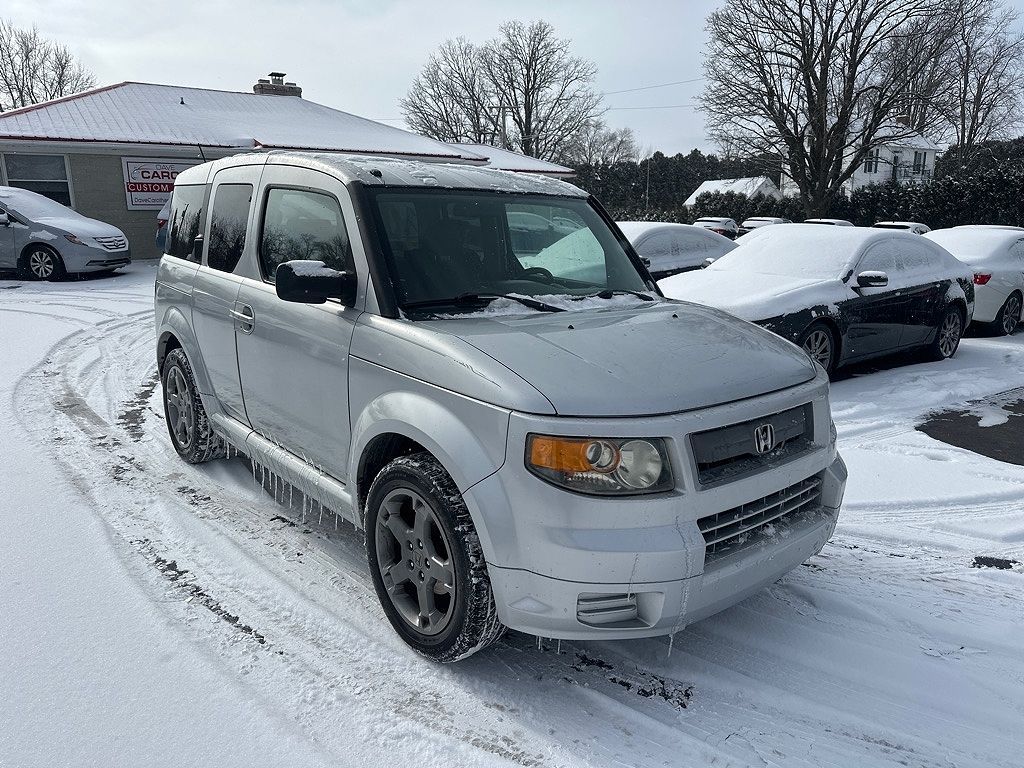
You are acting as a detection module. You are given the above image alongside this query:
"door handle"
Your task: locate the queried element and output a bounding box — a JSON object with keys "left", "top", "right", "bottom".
{"left": 231, "top": 304, "right": 255, "bottom": 334}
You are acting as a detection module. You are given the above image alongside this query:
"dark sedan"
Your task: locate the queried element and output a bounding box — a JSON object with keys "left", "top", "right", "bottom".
{"left": 659, "top": 224, "right": 975, "bottom": 375}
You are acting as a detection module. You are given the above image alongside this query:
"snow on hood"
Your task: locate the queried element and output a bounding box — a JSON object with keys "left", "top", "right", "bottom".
{"left": 428, "top": 293, "right": 649, "bottom": 318}
{"left": 420, "top": 301, "right": 817, "bottom": 416}
{"left": 34, "top": 216, "right": 125, "bottom": 239}
{"left": 659, "top": 269, "right": 847, "bottom": 322}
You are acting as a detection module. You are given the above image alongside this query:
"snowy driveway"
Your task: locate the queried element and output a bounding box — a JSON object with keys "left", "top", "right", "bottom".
{"left": 2, "top": 265, "right": 1022, "bottom": 768}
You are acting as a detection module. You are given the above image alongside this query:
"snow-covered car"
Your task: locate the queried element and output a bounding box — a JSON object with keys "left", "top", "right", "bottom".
{"left": 156, "top": 198, "right": 171, "bottom": 253}
{"left": 660, "top": 224, "right": 975, "bottom": 375}
{"left": 0, "top": 186, "right": 131, "bottom": 280}
{"left": 924, "top": 227, "right": 1024, "bottom": 335}
{"left": 617, "top": 221, "right": 736, "bottom": 279}
{"left": 873, "top": 221, "right": 931, "bottom": 234}
{"left": 739, "top": 216, "right": 791, "bottom": 235}
{"left": 954, "top": 224, "right": 1024, "bottom": 231}
{"left": 692, "top": 216, "right": 739, "bottom": 239}
{"left": 802, "top": 218, "right": 855, "bottom": 226}
{"left": 155, "top": 153, "right": 846, "bottom": 662}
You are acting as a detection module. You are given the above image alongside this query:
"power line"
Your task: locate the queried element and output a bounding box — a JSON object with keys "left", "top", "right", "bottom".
{"left": 602, "top": 77, "right": 704, "bottom": 96}
{"left": 606, "top": 103, "right": 697, "bottom": 111}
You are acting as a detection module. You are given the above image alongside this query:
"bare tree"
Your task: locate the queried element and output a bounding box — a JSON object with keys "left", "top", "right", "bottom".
{"left": 0, "top": 20, "right": 94, "bottom": 112}
{"left": 700, "top": 0, "right": 951, "bottom": 215}
{"left": 561, "top": 119, "right": 638, "bottom": 166}
{"left": 402, "top": 20, "right": 603, "bottom": 161}
{"left": 400, "top": 38, "right": 497, "bottom": 144}
{"left": 942, "top": 0, "right": 1024, "bottom": 169}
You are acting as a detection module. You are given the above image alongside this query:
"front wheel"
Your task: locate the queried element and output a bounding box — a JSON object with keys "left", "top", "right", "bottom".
{"left": 21, "top": 246, "right": 66, "bottom": 281}
{"left": 366, "top": 453, "right": 504, "bottom": 662}
{"left": 798, "top": 322, "right": 837, "bottom": 375}
{"left": 926, "top": 305, "right": 964, "bottom": 361}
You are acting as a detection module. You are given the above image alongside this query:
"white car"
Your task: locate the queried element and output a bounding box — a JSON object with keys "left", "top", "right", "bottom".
{"left": 617, "top": 221, "right": 736, "bottom": 279}
{"left": 873, "top": 221, "right": 931, "bottom": 234}
{"left": 924, "top": 228, "right": 1024, "bottom": 335}
{"left": 739, "top": 216, "right": 791, "bottom": 235}
{"left": 803, "top": 218, "right": 854, "bottom": 226}
{"left": 692, "top": 217, "right": 738, "bottom": 239}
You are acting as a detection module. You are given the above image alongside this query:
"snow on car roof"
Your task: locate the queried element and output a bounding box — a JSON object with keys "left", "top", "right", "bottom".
{"left": 175, "top": 152, "right": 588, "bottom": 197}
{"left": 924, "top": 228, "right": 1024, "bottom": 261}
{"left": 616, "top": 221, "right": 700, "bottom": 238}
{"left": 710, "top": 223, "right": 904, "bottom": 278}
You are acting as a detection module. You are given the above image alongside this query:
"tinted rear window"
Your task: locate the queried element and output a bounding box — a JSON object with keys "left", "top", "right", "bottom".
{"left": 208, "top": 184, "right": 253, "bottom": 273}
{"left": 166, "top": 184, "right": 206, "bottom": 261}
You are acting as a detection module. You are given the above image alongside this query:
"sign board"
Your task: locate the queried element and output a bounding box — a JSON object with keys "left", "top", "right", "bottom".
{"left": 121, "top": 157, "right": 199, "bottom": 210}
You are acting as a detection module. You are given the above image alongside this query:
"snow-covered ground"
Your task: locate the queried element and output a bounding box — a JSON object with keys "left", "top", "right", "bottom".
{"left": 2, "top": 264, "right": 1022, "bottom": 768}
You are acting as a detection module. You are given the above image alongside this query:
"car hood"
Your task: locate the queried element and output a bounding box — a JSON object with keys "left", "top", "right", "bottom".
{"left": 34, "top": 215, "right": 125, "bottom": 239}
{"left": 660, "top": 269, "right": 847, "bottom": 322}
{"left": 423, "top": 301, "right": 817, "bottom": 417}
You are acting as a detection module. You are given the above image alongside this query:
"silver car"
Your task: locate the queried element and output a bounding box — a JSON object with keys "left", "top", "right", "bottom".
{"left": 155, "top": 152, "right": 847, "bottom": 662}
{"left": 0, "top": 186, "right": 131, "bottom": 280}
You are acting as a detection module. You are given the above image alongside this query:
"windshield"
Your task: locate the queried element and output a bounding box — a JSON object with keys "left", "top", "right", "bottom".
{"left": 708, "top": 228, "right": 859, "bottom": 280}
{"left": 370, "top": 190, "right": 651, "bottom": 312}
{"left": 0, "top": 189, "right": 84, "bottom": 221}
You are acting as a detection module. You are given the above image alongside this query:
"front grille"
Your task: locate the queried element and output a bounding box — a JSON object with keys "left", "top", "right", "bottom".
{"left": 698, "top": 476, "right": 822, "bottom": 559}
{"left": 94, "top": 235, "right": 127, "bottom": 251}
{"left": 690, "top": 403, "right": 813, "bottom": 486}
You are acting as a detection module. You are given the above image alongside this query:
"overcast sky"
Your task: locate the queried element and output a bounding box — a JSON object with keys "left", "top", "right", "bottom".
{"left": 8, "top": 0, "right": 1024, "bottom": 156}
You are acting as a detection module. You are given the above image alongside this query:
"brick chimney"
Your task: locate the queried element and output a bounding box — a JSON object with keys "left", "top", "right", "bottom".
{"left": 253, "top": 72, "right": 302, "bottom": 97}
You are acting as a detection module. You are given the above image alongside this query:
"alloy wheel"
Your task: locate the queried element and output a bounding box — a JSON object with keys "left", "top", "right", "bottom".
{"left": 1003, "top": 295, "right": 1022, "bottom": 335}
{"left": 803, "top": 329, "right": 833, "bottom": 370}
{"left": 164, "top": 366, "right": 195, "bottom": 450}
{"left": 28, "top": 249, "right": 55, "bottom": 279}
{"left": 938, "top": 311, "right": 962, "bottom": 358}
{"left": 375, "top": 488, "right": 456, "bottom": 636}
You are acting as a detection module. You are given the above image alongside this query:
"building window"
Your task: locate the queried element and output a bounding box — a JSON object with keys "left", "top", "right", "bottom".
{"left": 863, "top": 148, "right": 881, "bottom": 174}
{"left": 913, "top": 151, "right": 926, "bottom": 174}
{"left": 1, "top": 154, "right": 72, "bottom": 206}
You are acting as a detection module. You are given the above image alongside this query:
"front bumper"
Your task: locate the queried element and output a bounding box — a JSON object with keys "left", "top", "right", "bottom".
{"left": 463, "top": 369, "right": 847, "bottom": 639}
{"left": 61, "top": 242, "right": 132, "bottom": 273}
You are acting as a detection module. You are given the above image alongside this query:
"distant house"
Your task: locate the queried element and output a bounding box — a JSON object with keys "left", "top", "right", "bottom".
{"left": 684, "top": 176, "right": 782, "bottom": 207}
{"left": 780, "top": 129, "right": 941, "bottom": 196}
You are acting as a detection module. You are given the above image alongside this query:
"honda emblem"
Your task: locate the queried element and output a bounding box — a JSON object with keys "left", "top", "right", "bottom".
{"left": 753, "top": 423, "right": 776, "bottom": 454}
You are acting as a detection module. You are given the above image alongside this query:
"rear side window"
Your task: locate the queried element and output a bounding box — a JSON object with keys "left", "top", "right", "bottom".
{"left": 166, "top": 184, "right": 206, "bottom": 261}
{"left": 259, "top": 188, "right": 352, "bottom": 282}
{"left": 207, "top": 184, "right": 253, "bottom": 273}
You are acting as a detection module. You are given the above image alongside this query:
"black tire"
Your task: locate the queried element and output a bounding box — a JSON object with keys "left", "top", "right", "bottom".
{"left": 161, "top": 348, "right": 225, "bottom": 463}
{"left": 988, "top": 292, "right": 1022, "bottom": 337}
{"left": 365, "top": 452, "right": 504, "bottom": 662}
{"left": 20, "top": 245, "right": 66, "bottom": 281}
{"left": 925, "top": 305, "right": 964, "bottom": 361}
{"left": 798, "top": 321, "right": 837, "bottom": 375}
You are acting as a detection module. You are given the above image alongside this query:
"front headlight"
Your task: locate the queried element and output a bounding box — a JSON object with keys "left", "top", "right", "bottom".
{"left": 526, "top": 434, "right": 674, "bottom": 495}
{"left": 64, "top": 234, "right": 85, "bottom": 245}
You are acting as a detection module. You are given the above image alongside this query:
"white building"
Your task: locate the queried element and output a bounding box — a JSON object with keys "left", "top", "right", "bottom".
{"left": 683, "top": 176, "right": 782, "bottom": 207}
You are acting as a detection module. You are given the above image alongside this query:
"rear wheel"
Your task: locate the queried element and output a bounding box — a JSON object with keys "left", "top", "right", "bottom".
{"left": 21, "top": 246, "right": 66, "bottom": 281}
{"left": 926, "top": 305, "right": 964, "bottom": 361}
{"left": 161, "top": 348, "right": 225, "bottom": 463}
{"left": 990, "top": 292, "right": 1022, "bottom": 336}
{"left": 798, "top": 322, "right": 837, "bottom": 375}
{"left": 366, "top": 453, "right": 504, "bottom": 662}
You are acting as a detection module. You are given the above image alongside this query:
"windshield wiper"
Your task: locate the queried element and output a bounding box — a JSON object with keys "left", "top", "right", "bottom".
{"left": 576, "top": 288, "right": 655, "bottom": 302}
{"left": 403, "top": 292, "right": 565, "bottom": 313}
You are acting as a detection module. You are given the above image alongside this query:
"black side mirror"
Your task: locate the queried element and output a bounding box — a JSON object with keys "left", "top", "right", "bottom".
{"left": 857, "top": 271, "right": 889, "bottom": 288}
{"left": 276, "top": 260, "right": 357, "bottom": 306}
{"left": 0, "top": 211, "right": 10, "bottom": 226}
{"left": 640, "top": 255, "right": 651, "bottom": 269}
{"left": 191, "top": 234, "right": 204, "bottom": 262}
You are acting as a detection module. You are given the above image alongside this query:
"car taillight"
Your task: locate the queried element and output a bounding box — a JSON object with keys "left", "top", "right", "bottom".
{"left": 974, "top": 273, "right": 992, "bottom": 285}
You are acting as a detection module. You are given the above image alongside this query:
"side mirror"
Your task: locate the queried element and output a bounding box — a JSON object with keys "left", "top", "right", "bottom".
{"left": 0, "top": 212, "right": 10, "bottom": 226}
{"left": 276, "top": 260, "right": 357, "bottom": 306}
{"left": 703, "top": 257, "right": 716, "bottom": 268}
{"left": 857, "top": 270, "right": 888, "bottom": 288}
{"left": 640, "top": 256, "right": 652, "bottom": 269}
{"left": 191, "top": 234, "right": 204, "bottom": 262}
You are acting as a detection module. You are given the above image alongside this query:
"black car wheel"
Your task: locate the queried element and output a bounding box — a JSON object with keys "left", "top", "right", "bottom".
{"left": 21, "top": 246, "right": 66, "bottom": 281}
{"left": 798, "top": 322, "right": 836, "bottom": 374}
{"left": 161, "top": 348, "right": 226, "bottom": 463}
{"left": 366, "top": 452, "right": 504, "bottom": 662}
{"left": 991, "top": 292, "right": 1022, "bottom": 336}
{"left": 926, "top": 305, "right": 964, "bottom": 361}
